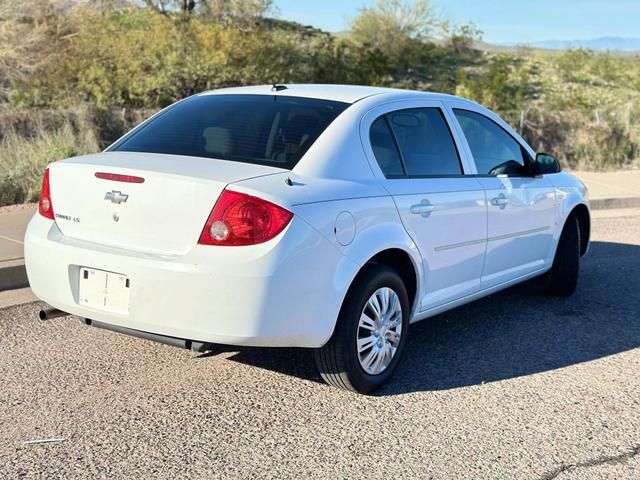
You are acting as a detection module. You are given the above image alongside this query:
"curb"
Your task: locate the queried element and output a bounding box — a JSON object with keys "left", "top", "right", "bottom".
{"left": 590, "top": 196, "right": 640, "bottom": 211}
{"left": 0, "top": 259, "right": 28, "bottom": 292}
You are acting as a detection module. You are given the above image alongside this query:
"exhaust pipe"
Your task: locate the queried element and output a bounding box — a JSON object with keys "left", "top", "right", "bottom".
{"left": 38, "top": 307, "right": 68, "bottom": 321}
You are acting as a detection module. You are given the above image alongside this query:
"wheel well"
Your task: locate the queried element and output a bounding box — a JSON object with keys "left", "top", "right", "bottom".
{"left": 364, "top": 249, "right": 418, "bottom": 311}
{"left": 572, "top": 204, "right": 590, "bottom": 256}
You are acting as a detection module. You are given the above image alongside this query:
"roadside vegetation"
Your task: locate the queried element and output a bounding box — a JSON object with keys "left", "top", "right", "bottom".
{"left": 1, "top": 0, "right": 639, "bottom": 205}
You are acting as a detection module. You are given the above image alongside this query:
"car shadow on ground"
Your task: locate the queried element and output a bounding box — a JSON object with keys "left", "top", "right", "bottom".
{"left": 212, "top": 241, "right": 640, "bottom": 396}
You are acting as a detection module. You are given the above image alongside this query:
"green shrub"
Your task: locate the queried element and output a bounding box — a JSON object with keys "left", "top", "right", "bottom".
{"left": 39, "top": 8, "right": 349, "bottom": 108}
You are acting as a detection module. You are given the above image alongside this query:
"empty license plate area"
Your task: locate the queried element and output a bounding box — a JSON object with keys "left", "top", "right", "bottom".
{"left": 79, "top": 267, "right": 130, "bottom": 314}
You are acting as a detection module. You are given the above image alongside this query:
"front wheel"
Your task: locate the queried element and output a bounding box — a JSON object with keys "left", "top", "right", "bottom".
{"left": 314, "top": 265, "right": 410, "bottom": 394}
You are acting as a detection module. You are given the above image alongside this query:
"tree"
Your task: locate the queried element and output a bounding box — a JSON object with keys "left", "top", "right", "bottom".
{"left": 0, "top": 0, "right": 77, "bottom": 104}
{"left": 141, "top": 0, "right": 273, "bottom": 25}
{"left": 447, "top": 23, "right": 482, "bottom": 54}
{"left": 143, "top": 0, "right": 194, "bottom": 18}
{"left": 201, "top": 0, "right": 273, "bottom": 26}
{"left": 349, "top": 0, "right": 442, "bottom": 57}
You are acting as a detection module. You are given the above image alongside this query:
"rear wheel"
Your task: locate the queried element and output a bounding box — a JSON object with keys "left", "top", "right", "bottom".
{"left": 545, "top": 214, "right": 580, "bottom": 296}
{"left": 314, "top": 265, "right": 410, "bottom": 394}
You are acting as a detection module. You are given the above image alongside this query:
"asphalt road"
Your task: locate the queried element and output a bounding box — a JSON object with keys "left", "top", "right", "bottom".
{"left": 1, "top": 212, "right": 639, "bottom": 479}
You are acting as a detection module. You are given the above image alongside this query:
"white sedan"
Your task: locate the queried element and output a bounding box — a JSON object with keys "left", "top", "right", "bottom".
{"left": 25, "top": 85, "right": 590, "bottom": 393}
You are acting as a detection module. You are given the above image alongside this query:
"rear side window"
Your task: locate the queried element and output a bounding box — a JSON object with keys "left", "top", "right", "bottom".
{"left": 453, "top": 109, "right": 528, "bottom": 176}
{"left": 369, "top": 117, "right": 404, "bottom": 177}
{"left": 113, "top": 94, "right": 349, "bottom": 169}
{"left": 387, "top": 108, "right": 461, "bottom": 176}
{"left": 368, "top": 108, "right": 462, "bottom": 177}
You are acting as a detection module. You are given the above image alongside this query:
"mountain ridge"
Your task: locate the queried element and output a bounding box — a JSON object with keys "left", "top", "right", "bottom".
{"left": 505, "top": 36, "right": 640, "bottom": 52}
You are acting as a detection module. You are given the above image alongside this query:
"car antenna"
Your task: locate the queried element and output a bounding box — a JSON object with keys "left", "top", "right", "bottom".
{"left": 272, "top": 83, "right": 287, "bottom": 92}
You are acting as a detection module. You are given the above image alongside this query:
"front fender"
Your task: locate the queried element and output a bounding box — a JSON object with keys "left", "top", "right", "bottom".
{"left": 547, "top": 172, "right": 590, "bottom": 254}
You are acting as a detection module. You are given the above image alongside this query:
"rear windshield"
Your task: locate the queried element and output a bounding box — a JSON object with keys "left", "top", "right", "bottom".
{"left": 112, "top": 94, "right": 349, "bottom": 169}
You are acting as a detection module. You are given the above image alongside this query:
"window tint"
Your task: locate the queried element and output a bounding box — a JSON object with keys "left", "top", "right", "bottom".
{"left": 386, "top": 108, "right": 462, "bottom": 176}
{"left": 369, "top": 116, "right": 404, "bottom": 177}
{"left": 453, "top": 109, "right": 527, "bottom": 176}
{"left": 113, "top": 94, "right": 348, "bottom": 169}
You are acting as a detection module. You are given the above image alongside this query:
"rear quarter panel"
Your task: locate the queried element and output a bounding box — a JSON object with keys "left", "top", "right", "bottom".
{"left": 232, "top": 174, "right": 423, "bottom": 319}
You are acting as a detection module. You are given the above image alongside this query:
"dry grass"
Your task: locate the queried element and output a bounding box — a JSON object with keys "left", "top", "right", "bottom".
{"left": 0, "top": 121, "right": 99, "bottom": 206}
{"left": 0, "top": 106, "right": 152, "bottom": 206}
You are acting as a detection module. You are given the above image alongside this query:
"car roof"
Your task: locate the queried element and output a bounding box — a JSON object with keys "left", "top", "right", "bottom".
{"left": 198, "top": 84, "right": 460, "bottom": 104}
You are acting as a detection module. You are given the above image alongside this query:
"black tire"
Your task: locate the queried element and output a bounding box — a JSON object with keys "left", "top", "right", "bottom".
{"left": 545, "top": 214, "right": 580, "bottom": 296}
{"left": 314, "top": 264, "right": 410, "bottom": 394}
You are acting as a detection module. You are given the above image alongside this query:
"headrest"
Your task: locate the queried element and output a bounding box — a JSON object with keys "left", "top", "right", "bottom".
{"left": 203, "top": 127, "right": 232, "bottom": 156}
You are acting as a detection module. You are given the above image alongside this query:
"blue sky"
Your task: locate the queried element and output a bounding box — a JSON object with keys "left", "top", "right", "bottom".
{"left": 273, "top": 0, "right": 640, "bottom": 44}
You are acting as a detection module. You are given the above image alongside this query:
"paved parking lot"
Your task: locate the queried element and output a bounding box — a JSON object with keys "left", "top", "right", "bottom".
{"left": 1, "top": 212, "right": 639, "bottom": 479}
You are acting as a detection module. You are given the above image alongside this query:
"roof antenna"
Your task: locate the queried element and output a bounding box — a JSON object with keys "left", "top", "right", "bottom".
{"left": 271, "top": 83, "right": 287, "bottom": 92}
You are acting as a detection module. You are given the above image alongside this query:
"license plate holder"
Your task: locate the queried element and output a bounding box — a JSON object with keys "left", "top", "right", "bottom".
{"left": 78, "top": 267, "right": 130, "bottom": 314}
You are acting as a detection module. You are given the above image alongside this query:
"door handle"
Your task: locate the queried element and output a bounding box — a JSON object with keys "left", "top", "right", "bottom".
{"left": 490, "top": 195, "right": 510, "bottom": 207}
{"left": 410, "top": 202, "right": 436, "bottom": 216}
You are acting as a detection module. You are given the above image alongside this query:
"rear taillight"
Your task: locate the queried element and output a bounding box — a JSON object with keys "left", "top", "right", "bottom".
{"left": 198, "top": 190, "right": 293, "bottom": 246}
{"left": 38, "top": 168, "right": 54, "bottom": 220}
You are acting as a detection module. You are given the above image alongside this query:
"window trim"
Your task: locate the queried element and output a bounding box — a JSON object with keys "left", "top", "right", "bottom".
{"left": 370, "top": 107, "right": 465, "bottom": 179}
{"left": 382, "top": 115, "right": 408, "bottom": 176}
{"left": 452, "top": 108, "right": 535, "bottom": 178}
{"left": 368, "top": 115, "right": 407, "bottom": 177}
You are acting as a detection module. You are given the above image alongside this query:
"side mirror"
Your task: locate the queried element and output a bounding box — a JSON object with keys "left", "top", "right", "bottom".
{"left": 532, "top": 153, "right": 561, "bottom": 176}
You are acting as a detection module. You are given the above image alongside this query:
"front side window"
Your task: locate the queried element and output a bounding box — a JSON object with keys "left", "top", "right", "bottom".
{"left": 368, "top": 108, "right": 462, "bottom": 177}
{"left": 113, "top": 94, "right": 349, "bottom": 169}
{"left": 453, "top": 109, "right": 529, "bottom": 176}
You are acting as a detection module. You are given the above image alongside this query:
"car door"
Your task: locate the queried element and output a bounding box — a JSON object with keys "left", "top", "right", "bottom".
{"left": 449, "top": 105, "right": 556, "bottom": 289}
{"left": 362, "top": 100, "right": 487, "bottom": 312}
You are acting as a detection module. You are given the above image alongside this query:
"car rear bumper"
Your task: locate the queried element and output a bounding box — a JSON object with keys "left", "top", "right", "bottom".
{"left": 25, "top": 214, "right": 353, "bottom": 348}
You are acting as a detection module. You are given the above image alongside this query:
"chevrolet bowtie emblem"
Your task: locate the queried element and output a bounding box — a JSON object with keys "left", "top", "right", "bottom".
{"left": 104, "top": 190, "right": 129, "bottom": 204}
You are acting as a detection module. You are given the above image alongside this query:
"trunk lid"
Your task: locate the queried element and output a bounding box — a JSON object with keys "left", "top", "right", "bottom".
{"left": 48, "top": 152, "right": 284, "bottom": 255}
